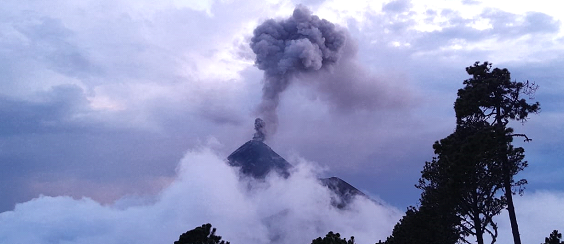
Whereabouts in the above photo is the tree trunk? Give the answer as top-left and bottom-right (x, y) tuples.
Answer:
(504, 176), (522, 244)
(496, 104), (521, 244)
(473, 193), (485, 244)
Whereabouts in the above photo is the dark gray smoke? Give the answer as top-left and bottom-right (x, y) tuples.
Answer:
(252, 118), (266, 141)
(250, 5), (413, 140)
(250, 5), (347, 137)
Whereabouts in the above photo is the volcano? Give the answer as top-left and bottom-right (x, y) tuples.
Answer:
(227, 118), (366, 208)
(227, 139), (291, 179)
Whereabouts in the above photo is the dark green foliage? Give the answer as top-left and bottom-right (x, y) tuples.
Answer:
(454, 61), (540, 244)
(174, 223), (230, 244)
(418, 122), (506, 244)
(311, 231), (355, 244)
(383, 62), (540, 244)
(455, 61), (540, 126)
(543, 230), (564, 244)
(454, 61), (538, 196)
(383, 205), (460, 244)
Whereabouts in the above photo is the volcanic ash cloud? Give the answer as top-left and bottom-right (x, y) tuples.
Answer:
(250, 5), (347, 136)
(250, 5), (413, 139)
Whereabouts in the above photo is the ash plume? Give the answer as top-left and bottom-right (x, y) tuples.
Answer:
(250, 5), (347, 137)
(252, 118), (266, 141)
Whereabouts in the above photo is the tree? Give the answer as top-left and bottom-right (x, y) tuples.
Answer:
(455, 62), (540, 244)
(417, 121), (505, 244)
(542, 230), (564, 244)
(383, 205), (460, 244)
(311, 231), (355, 244)
(380, 62), (539, 244)
(174, 223), (230, 244)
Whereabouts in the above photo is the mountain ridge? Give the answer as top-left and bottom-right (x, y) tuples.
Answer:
(226, 134), (366, 209)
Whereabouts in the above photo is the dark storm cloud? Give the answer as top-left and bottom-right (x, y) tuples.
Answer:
(0, 85), (90, 135)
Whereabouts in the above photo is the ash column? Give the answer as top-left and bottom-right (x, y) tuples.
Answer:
(252, 118), (266, 142)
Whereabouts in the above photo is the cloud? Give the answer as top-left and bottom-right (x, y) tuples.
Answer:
(299, 37), (414, 113)
(462, 0), (480, 5)
(0, 146), (402, 244)
(0, 0), (270, 211)
(382, 0), (411, 13)
(0, 0), (563, 219)
(494, 191), (564, 244)
(0, 85), (91, 135)
(482, 9), (561, 36)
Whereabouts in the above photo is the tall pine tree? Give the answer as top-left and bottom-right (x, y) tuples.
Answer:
(381, 62), (539, 244)
(455, 62), (540, 244)
(418, 121), (505, 244)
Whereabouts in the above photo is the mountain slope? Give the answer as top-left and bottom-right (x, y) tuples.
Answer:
(319, 177), (366, 209)
(227, 139), (292, 179)
(226, 134), (366, 208)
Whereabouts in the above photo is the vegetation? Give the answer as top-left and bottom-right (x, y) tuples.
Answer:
(382, 205), (460, 244)
(381, 61), (540, 244)
(455, 62), (540, 244)
(417, 122), (505, 244)
(311, 231), (355, 244)
(175, 223), (230, 244)
(543, 230), (564, 244)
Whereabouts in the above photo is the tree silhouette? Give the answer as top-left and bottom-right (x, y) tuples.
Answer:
(418, 121), (505, 244)
(455, 62), (540, 244)
(542, 230), (564, 244)
(384, 62), (540, 244)
(383, 205), (460, 244)
(311, 231), (355, 244)
(174, 223), (230, 244)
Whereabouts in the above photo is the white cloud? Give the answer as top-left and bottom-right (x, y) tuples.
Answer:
(0, 146), (402, 244)
(494, 191), (564, 244)
(1, 0), (563, 228)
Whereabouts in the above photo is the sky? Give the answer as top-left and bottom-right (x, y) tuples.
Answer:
(0, 0), (563, 243)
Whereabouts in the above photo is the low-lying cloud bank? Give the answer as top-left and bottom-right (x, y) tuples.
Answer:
(495, 190), (564, 244)
(0, 145), (402, 244)
(1, 145), (562, 244)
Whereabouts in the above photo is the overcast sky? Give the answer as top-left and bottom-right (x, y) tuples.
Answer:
(1, 0), (563, 243)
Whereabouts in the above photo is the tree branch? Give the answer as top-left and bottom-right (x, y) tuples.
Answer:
(512, 133), (531, 142)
